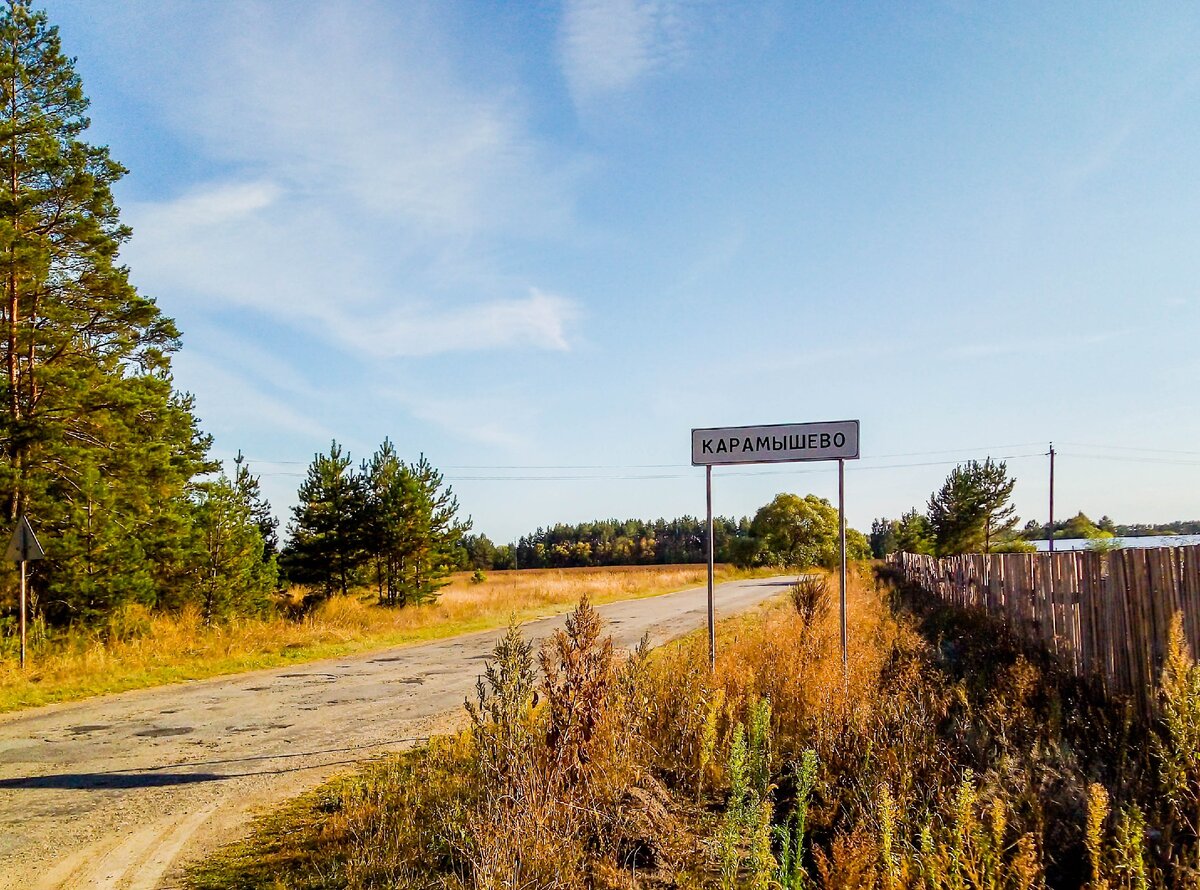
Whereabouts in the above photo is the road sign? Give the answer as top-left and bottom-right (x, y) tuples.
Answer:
(693, 419), (860, 675)
(6, 515), (45, 563)
(7, 515), (44, 672)
(691, 420), (859, 466)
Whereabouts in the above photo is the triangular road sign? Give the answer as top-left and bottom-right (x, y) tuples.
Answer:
(6, 515), (45, 562)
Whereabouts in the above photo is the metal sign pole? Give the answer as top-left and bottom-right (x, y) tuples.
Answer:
(839, 458), (847, 678)
(706, 464), (715, 672)
(7, 516), (46, 670)
(19, 559), (26, 671)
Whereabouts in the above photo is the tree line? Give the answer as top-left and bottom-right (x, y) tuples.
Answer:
(461, 493), (871, 571)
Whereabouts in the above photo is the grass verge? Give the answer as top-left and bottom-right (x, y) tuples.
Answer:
(188, 565), (1200, 888)
(0, 564), (770, 714)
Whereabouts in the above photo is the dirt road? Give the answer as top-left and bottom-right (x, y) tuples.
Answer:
(0, 575), (792, 889)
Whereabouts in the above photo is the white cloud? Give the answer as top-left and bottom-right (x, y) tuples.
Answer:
(559, 0), (691, 105)
(125, 181), (579, 358)
(328, 289), (578, 358)
(375, 387), (537, 452)
(173, 352), (335, 442)
(111, 2), (584, 360)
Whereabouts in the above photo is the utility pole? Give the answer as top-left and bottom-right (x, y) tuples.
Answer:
(1048, 443), (1056, 554)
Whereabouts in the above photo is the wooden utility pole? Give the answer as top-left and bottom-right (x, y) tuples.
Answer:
(1048, 443), (1056, 554)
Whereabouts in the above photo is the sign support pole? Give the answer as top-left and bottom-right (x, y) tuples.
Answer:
(19, 559), (26, 671)
(706, 464), (715, 672)
(839, 458), (847, 678)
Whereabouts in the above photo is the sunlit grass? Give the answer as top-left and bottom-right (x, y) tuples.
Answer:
(0, 564), (766, 714)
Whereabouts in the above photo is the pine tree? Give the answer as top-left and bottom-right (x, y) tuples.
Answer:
(190, 473), (277, 623)
(282, 441), (367, 600)
(234, 451), (278, 561)
(0, 3), (212, 626)
(926, 459), (1019, 556)
(976, 458), (1019, 553)
(895, 508), (935, 555)
(404, 453), (469, 603)
(362, 438), (417, 606)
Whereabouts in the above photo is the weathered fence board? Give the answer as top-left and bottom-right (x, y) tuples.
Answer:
(889, 545), (1200, 716)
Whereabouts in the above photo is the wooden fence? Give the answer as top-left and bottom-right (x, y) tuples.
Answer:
(888, 546), (1200, 715)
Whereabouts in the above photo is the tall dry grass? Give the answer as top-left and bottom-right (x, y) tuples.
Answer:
(189, 566), (1200, 888)
(0, 564), (752, 713)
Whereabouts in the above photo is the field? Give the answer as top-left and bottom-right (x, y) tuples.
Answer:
(0, 564), (761, 714)
(186, 566), (1200, 889)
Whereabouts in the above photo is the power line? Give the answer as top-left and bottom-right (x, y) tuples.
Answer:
(1062, 452), (1200, 468)
(1058, 442), (1200, 458)
(435, 453), (1047, 483)
(246, 442), (1047, 474)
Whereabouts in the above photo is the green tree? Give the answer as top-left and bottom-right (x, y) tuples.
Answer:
(926, 459), (1019, 556)
(460, 533), (498, 570)
(402, 453), (469, 603)
(234, 451), (278, 561)
(869, 517), (900, 558)
(0, 2), (213, 626)
(361, 438), (418, 605)
(747, 493), (841, 570)
(1059, 511), (1111, 541)
(189, 473), (277, 623)
(282, 441), (367, 599)
(977, 458), (1019, 553)
(895, 508), (935, 554)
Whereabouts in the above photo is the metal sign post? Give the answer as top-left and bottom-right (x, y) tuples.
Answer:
(839, 458), (848, 678)
(6, 515), (46, 670)
(692, 420), (860, 671)
(706, 465), (715, 672)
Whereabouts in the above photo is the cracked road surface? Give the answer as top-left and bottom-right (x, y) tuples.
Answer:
(0, 575), (791, 889)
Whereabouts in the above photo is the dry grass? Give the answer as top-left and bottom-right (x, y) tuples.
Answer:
(187, 564), (1200, 888)
(0, 564), (763, 714)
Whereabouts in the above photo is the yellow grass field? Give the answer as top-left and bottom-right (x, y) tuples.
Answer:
(0, 564), (764, 714)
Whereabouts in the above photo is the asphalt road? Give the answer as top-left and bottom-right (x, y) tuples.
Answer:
(0, 575), (792, 889)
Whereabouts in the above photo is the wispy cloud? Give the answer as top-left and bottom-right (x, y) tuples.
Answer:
(327, 289), (578, 358)
(940, 331), (1116, 361)
(173, 352), (335, 443)
(559, 0), (692, 106)
(374, 386), (537, 452)
(115, 1), (582, 360)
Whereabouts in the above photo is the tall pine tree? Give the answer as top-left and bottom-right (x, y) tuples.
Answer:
(405, 453), (469, 602)
(926, 459), (1019, 556)
(0, 2), (213, 626)
(283, 441), (368, 600)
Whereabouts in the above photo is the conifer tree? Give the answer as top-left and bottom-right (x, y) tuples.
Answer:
(362, 438), (416, 605)
(0, 2), (212, 625)
(404, 453), (469, 602)
(927, 459), (1018, 556)
(189, 473), (277, 623)
(234, 451), (278, 560)
(283, 441), (367, 600)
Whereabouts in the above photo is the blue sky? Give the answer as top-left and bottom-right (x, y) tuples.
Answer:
(45, 0), (1200, 542)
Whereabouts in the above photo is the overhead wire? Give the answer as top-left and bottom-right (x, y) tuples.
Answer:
(248, 442), (1050, 479)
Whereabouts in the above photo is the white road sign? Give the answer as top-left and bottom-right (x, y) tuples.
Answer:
(691, 420), (860, 466)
